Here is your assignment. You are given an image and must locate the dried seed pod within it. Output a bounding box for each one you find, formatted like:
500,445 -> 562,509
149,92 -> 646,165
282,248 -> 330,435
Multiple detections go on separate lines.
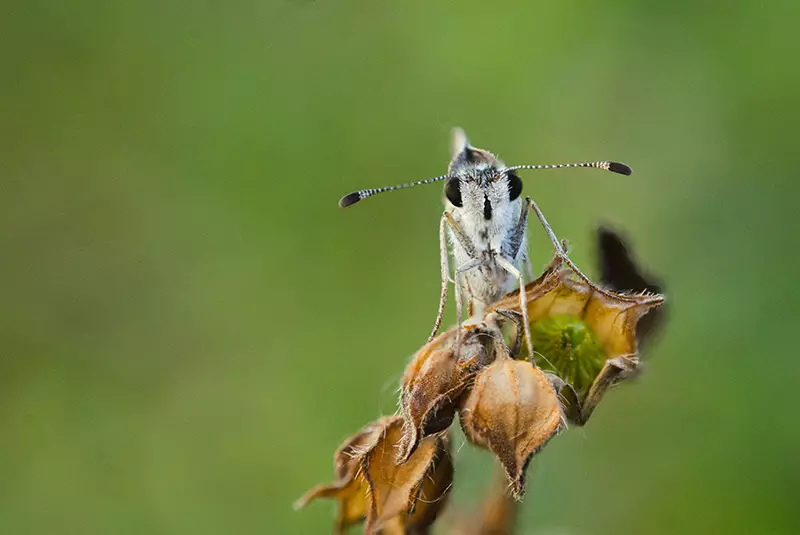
460,353 -> 564,499
294,417 -> 392,534
398,328 -> 461,463
406,436 -> 454,534
363,417 -> 448,534
296,416 -> 452,534
398,323 -> 497,462
488,255 -> 664,426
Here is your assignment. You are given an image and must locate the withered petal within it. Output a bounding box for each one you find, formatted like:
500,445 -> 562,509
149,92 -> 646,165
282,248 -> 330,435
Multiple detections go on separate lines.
487,253 -> 664,425
406,440 -> 454,533
489,259 -> 662,358
363,416 -> 444,534
460,357 -> 564,499
399,375 -> 471,463
295,416 -> 397,534
564,276 -> 661,356
333,416 -> 394,480
575,354 -> 638,425
294,473 -> 370,534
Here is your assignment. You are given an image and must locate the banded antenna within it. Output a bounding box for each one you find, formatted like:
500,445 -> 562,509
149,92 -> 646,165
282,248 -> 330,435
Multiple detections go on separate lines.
339,161 -> 632,208
339,174 -> 450,208
505,161 -> 632,175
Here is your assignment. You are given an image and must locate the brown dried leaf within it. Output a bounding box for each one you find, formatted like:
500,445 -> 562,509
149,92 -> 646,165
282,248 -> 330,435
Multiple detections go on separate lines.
363,416 -> 443,534
459,355 -> 564,499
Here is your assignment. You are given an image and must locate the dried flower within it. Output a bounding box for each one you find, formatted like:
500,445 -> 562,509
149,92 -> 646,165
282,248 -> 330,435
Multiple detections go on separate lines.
296,416 -> 452,534
298,227 -> 666,534
363,417 -> 451,534
399,308 -> 567,499
294,417 -> 390,534
404,437 -> 454,534
489,255 -> 664,425
398,323 -> 496,462
459,345 -> 565,499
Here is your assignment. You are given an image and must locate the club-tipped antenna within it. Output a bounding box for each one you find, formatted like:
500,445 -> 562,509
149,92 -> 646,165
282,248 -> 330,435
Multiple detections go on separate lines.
339,174 -> 450,208
505,161 -> 632,176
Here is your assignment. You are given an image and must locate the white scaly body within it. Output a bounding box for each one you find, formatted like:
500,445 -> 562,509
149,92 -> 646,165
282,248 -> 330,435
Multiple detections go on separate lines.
445,161 -> 528,317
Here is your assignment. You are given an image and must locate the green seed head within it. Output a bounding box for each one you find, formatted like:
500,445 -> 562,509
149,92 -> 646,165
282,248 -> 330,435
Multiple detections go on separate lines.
528,314 -> 607,396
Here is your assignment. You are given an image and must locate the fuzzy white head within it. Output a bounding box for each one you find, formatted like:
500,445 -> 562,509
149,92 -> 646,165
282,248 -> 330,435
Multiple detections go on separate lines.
444,128 -> 526,313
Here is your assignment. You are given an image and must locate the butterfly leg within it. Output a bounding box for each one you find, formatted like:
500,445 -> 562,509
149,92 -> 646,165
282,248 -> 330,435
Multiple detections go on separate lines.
527,198 -> 641,302
452,256 -> 487,348
494,255 -> 535,368
493,308 -> 524,356
429,213 -> 452,342
442,213 -> 483,350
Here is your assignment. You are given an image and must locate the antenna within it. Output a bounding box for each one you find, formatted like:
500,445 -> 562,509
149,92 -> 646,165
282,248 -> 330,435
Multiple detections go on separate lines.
339,174 -> 451,208
505,161 -> 632,176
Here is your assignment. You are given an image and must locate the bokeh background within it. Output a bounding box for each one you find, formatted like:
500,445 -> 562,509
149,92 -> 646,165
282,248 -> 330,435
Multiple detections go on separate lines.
2,1 -> 798,534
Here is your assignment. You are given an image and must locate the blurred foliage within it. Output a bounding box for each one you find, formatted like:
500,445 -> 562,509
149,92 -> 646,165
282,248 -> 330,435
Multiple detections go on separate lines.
1,0 -> 799,533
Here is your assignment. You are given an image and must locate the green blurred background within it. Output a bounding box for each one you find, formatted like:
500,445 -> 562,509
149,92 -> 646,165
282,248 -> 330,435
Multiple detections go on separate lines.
2,1 -> 798,533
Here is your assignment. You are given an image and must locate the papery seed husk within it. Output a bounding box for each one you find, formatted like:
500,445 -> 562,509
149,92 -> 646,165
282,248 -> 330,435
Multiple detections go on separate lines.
398,324 -> 494,462
460,357 -> 564,498
363,417 -> 440,534
406,438 -> 454,533
295,416 -> 399,534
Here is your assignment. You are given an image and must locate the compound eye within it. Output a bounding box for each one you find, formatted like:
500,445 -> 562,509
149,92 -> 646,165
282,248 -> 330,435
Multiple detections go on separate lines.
507,171 -> 522,201
445,177 -> 463,207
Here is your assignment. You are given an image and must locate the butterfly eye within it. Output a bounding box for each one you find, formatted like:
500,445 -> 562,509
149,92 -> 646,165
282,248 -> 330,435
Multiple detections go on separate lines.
507,171 -> 522,201
445,178 -> 463,207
